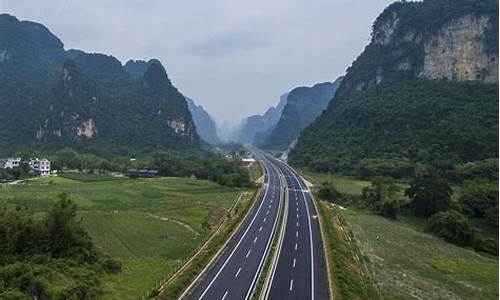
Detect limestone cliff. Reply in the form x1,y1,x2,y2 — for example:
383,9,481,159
421,15,498,83
335,0,498,101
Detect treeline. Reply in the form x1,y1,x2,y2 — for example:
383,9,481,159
319,169,498,256
0,195,121,298
129,151,253,188
0,148,253,188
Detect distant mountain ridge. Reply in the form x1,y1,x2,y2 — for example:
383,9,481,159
237,92,288,144
260,78,342,151
289,0,499,176
0,13,199,156
185,97,220,145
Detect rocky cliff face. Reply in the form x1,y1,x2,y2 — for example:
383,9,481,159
36,61,100,144
335,0,498,101
421,15,498,83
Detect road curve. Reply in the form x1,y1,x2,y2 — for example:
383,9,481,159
185,151,284,300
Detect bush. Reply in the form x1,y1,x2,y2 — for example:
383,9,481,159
474,237,498,256
0,197,120,298
361,177,401,219
427,210,475,247
459,181,498,227
101,257,122,274
358,158,414,179
455,158,498,181
318,182,344,203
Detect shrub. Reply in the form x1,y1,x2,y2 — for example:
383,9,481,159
427,210,475,246
459,181,498,227
361,177,401,219
474,237,498,256
318,182,344,203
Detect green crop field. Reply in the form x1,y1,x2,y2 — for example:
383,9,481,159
0,173,249,299
304,171,498,300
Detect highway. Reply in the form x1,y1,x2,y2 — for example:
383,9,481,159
263,154,330,300
185,151,284,300
184,149,329,300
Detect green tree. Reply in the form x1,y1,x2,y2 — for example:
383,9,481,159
16,149,42,160
405,171,452,217
362,177,401,219
427,210,475,246
0,198,121,298
52,148,82,170
318,182,343,203
459,181,498,227
44,194,95,261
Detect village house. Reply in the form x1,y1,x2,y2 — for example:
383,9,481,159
1,157,51,176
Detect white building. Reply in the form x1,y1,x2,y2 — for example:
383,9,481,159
30,158,51,176
2,157,51,176
3,157,21,169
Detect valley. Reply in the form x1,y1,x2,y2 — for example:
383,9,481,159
0,0,498,299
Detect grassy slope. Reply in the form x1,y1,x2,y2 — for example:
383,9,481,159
248,161,263,182
0,173,247,299
303,171,498,300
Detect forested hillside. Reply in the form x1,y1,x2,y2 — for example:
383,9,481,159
260,78,341,151
289,0,499,178
0,14,199,156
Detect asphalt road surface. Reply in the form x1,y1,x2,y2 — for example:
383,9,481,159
264,154,329,300
185,149,329,300
186,151,284,300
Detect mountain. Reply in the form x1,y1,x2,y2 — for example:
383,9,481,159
123,59,220,145
260,78,342,151
0,14,199,156
124,59,151,79
237,92,288,144
289,0,498,177
185,97,220,145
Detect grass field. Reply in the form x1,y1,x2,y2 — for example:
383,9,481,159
0,173,249,299
344,209,498,300
302,171,371,195
304,171,499,300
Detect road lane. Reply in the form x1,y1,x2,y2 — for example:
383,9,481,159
264,152,330,300
185,152,284,300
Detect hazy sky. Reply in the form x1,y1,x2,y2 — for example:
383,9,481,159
1,0,394,126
